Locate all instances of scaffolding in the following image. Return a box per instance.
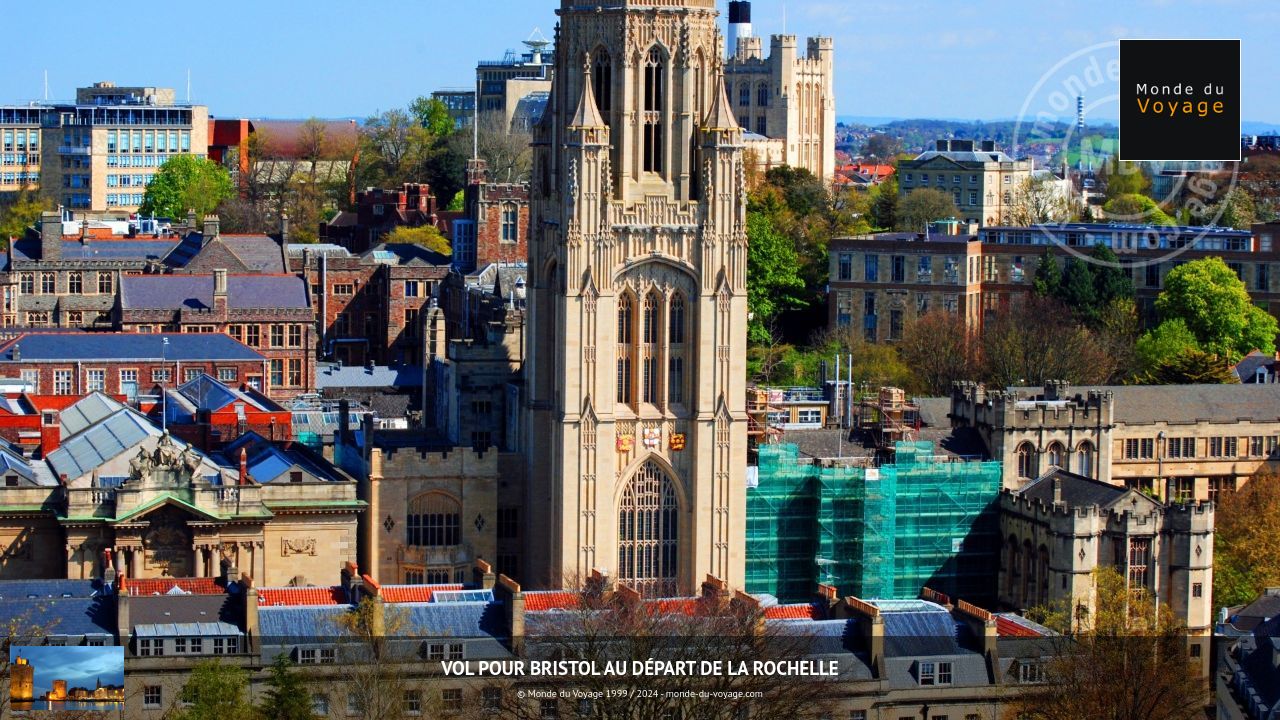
[745,441,1002,604]
[853,387,922,457]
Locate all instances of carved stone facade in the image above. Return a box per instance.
[525,0,749,594]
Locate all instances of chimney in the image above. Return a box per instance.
[10,343,19,362]
[817,584,840,612]
[39,211,62,262]
[186,208,197,230]
[213,269,228,315]
[472,559,497,590]
[701,574,730,610]
[116,587,130,646]
[244,586,260,654]
[953,600,1001,677]
[845,596,885,678]
[40,410,60,458]
[202,214,220,242]
[238,447,249,486]
[497,574,525,653]
[280,212,290,245]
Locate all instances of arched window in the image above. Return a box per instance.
[406,493,461,547]
[618,461,679,597]
[641,291,660,403]
[1077,441,1096,478]
[739,81,751,106]
[757,82,770,107]
[592,50,612,117]
[617,294,634,405]
[642,48,665,174]
[1016,442,1038,480]
[1046,442,1066,469]
[668,294,686,405]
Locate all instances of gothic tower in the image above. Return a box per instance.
[525,0,748,595]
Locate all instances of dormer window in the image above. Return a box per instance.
[918,661,952,685]
[289,471,303,483]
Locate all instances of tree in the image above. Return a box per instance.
[1216,471,1280,611]
[1203,188,1257,229]
[476,111,532,184]
[139,155,234,219]
[868,173,898,230]
[383,225,451,256]
[895,188,958,231]
[1089,244,1134,309]
[862,133,901,160]
[259,653,317,720]
[1156,257,1278,359]
[763,166,827,219]
[1057,258,1098,322]
[1102,193,1176,226]
[1012,567,1206,720]
[1134,318,1201,375]
[1007,174,1070,226]
[1031,251,1061,297]
[1138,348,1238,385]
[0,189,52,246]
[409,96,455,138]
[1099,154,1150,200]
[1095,298,1141,383]
[897,310,974,395]
[811,326,916,390]
[979,296,1116,387]
[172,660,258,720]
[745,210,806,343]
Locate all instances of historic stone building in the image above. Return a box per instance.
[723,4,835,181]
[524,0,750,595]
[897,140,1034,227]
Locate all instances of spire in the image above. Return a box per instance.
[703,73,738,132]
[569,54,606,130]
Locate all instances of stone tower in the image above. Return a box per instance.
[525,0,749,596]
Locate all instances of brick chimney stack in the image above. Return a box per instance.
[213,268,228,316]
[40,211,62,262]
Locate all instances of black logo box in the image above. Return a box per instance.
[1119,39,1241,162]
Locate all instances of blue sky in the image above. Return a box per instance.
[0,0,1274,122]
[10,646,124,694]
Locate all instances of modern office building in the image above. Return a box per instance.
[476,33,554,132]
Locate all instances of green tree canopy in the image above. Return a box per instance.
[895,188,958,232]
[173,660,257,720]
[139,155,234,220]
[383,225,452,256]
[409,96,455,137]
[1102,193,1176,226]
[259,653,317,720]
[1031,250,1061,297]
[1156,257,1278,358]
[1100,155,1151,199]
[0,189,52,245]
[1134,318,1200,374]
[745,210,806,344]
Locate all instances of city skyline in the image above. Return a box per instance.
[9,647,124,696]
[0,0,1274,122]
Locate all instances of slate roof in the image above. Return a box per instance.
[1008,383,1280,425]
[0,579,104,599]
[0,333,264,362]
[1228,592,1280,634]
[219,432,346,483]
[257,605,351,640]
[1235,351,1279,384]
[174,374,277,413]
[363,243,450,267]
[165,234,286,273]
[47,408,157,480]
[0,596,116,639]
[1017,468,1130,508]
[402,601,505,638]
[1238,635,1280,710]
[11,237,177,263]
[315,364,423,389]
[0,444,37,485]
[130,594,241,629]
[120,274,309,310]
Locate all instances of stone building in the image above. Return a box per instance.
[723,10,836,181]
[450,160,531,274]
[826,222,1276,341]
[525,0,750,595]
[897,140,1034,227]
[950,381,1280,501]
[999,468,1214,655]
[0,393,362,587]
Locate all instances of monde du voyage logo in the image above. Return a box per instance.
[1120,39,1241,162]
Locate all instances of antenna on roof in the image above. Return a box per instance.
[43,70,48,102]
[186,69,191,104]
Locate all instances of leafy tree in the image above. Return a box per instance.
[745,211,806,343]
[1216,471,1280,611]
[861,133,901,160]
[408,96,455,137]
[139,155,234,219]
[763,166,827,219]
[259,653,317,720]
[1203,188,1257,229]
[475,111,532,184]
[980,296,1116,387]
[1095,298,1141,383]
[172,660,258,720]
[383,225,451,256]
[1007,173,1070,225]
[1013,567,1206,720]
[1089,244,1134,307]
[1134,318,1200,375]
[0,189,52,245]
[895,187,958,232]
[1138,348,1238,385]
[868,173,898,230]
[1156,257,1278,358]
[1099,154,1150,200]
[810,326,916,390]
[1057,258,1098,322]
[1102,193,1176,226]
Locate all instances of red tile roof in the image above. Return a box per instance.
[764,603,824,620]
[996,615,1046,638]
[381,584,463,604]
[524,591,581,612]
[257,586,347,606]
[124,577,223,596]
[648,598,703,616]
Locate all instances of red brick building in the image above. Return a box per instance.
[0,333,270,400]
[451,159,529,273]
[116,270,313,399]
[320,183,443,254]
[290,244,449,366]
[160,374,292,450]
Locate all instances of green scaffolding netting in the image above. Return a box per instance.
[746,441,1002,604]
